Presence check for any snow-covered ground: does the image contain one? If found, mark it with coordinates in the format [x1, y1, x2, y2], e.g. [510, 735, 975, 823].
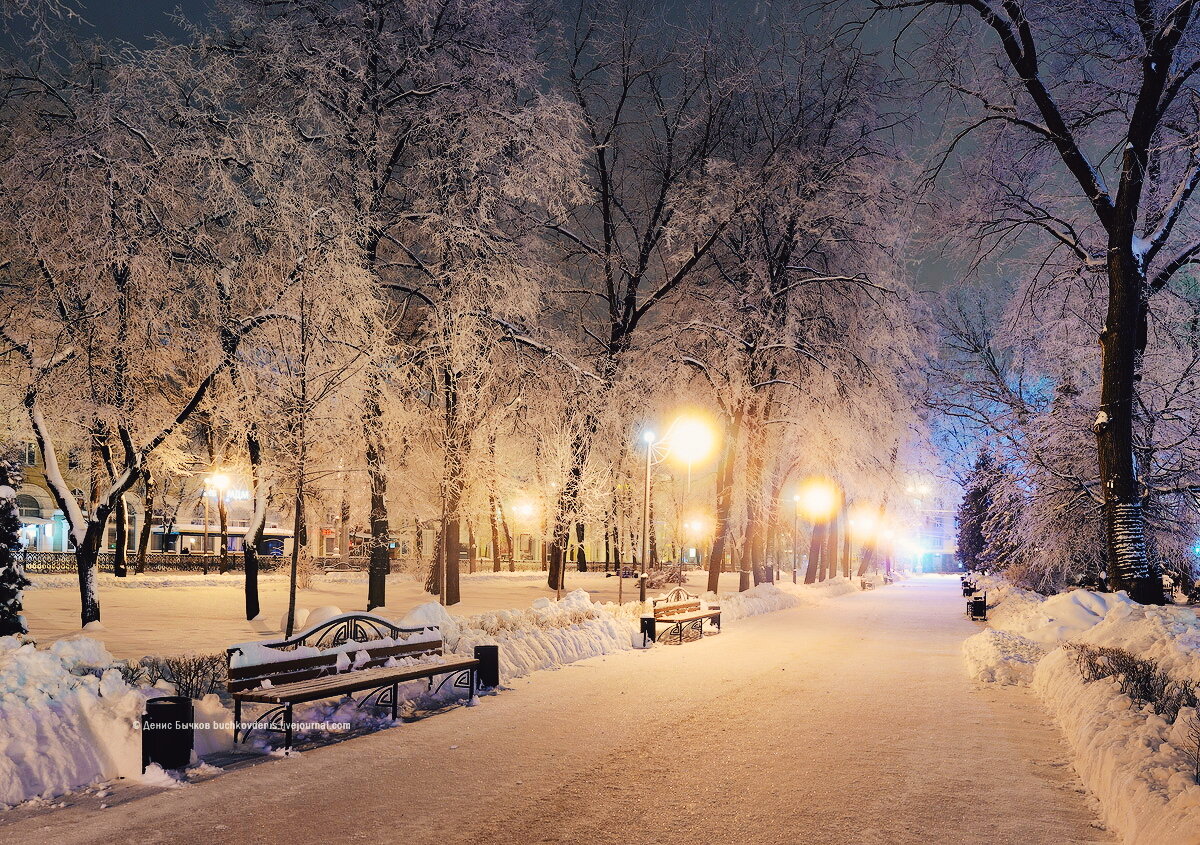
[1, 570, 853, 810]
[0, 576, 1106, 845]
[964, 575, 1200, 844]
[23, 569, 764, 659]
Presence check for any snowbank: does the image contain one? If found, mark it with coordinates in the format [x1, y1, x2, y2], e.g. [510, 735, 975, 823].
[1034, 649, 1200, 844]
[972, 575, 1200, 843]
[962, 629, 1045, 685]
[401, 589, 636, 682]
[0, 635, 238, 808]
[0, 637, 144, 807]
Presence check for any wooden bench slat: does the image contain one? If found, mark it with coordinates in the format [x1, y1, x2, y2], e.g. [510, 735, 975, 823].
[657, 610, 720, 623]
[234, 658, 481, 705]
[228, 641, 444, 691]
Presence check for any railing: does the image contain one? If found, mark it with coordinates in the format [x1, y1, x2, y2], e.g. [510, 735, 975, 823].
[20, 550, 284, 574]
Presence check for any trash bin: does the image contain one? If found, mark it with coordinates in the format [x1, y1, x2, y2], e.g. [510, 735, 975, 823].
[473, 645, 500, 689]
[639, 615, 656, 647]
[142, 695, 194, 772]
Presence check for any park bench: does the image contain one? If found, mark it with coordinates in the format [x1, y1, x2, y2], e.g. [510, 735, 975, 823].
[967, 593, 988, 621]
[882, 574, 895, 585]
[226, 612, 486, 750]
[860, 579, 875, 590]
[961, 577, 978, 596]
[641, 588, 721, 645]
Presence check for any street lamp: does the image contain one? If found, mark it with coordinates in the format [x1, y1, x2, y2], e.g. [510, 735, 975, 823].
[795, 478, 842, 582]
[792, 494, 801, 582]
[207, 472, 230, 566]
[635, 414, 718, 604]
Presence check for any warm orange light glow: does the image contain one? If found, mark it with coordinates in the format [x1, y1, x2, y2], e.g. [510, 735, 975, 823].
[512, 501, 536, 520]
[847, 505, 878, 540]
[796, 478, 841, 523]
[664, 413, 718, 465]
[208, 472, 230, 492]
[684, 516, 709, 536]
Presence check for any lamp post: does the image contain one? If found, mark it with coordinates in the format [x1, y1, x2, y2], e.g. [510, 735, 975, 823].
[637, 430, 655, 603]
[209, 473, 230, 572]
[792, 494, 800, 583]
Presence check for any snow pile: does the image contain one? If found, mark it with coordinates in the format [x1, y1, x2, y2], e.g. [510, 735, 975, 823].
[962, 629, 1046, 686]
[0, 636, 145, 807]
[976, 575, 1200, 843]
[1034, 649, 1200, 843]
[401, 589, 635, 681]
[0, 635, 237, 807]
[714, 583, 801, 620]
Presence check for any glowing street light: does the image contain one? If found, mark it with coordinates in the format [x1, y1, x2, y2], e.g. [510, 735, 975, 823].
[797, 478, 840, 523]
[634, 413, 720, 603]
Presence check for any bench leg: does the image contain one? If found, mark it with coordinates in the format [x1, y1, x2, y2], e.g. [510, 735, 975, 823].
[390, 683, 399, 721]
[234, 699, 242, 743]
[284, 703, 293, 751]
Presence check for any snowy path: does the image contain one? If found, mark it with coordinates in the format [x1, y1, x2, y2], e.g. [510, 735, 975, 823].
[0, 576, 1109, 844]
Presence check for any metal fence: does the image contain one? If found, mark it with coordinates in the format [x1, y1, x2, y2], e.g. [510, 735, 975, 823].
[19, 550, 285, 574]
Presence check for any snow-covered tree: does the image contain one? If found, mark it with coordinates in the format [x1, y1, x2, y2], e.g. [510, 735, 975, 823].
[868, 0, 1200, 603]
[956, 451, 998, 573]
[0, 458, 29, 636]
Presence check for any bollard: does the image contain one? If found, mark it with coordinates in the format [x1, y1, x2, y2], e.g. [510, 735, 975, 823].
[638, 573, 647, 603]
[473, 644, 500, 688]
[142, 695, 194, 772]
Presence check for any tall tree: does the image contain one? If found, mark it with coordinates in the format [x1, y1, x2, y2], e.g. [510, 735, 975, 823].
[869, 0, 1200, 602]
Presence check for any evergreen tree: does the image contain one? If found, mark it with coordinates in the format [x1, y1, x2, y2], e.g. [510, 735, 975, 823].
[956, 450, 997, 572]
[0, 460, 30, 636]
[979, 475, 1024, 572]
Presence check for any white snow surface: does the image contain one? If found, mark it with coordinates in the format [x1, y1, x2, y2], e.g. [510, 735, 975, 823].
[972, 573, 1200, 843]
[0, 637, 145, 807]
[962, 628, 1046, 685]
[3, 573, 838, 807]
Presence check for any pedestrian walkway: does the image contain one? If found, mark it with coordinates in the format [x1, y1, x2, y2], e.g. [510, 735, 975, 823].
[0, 576, 1109, 845]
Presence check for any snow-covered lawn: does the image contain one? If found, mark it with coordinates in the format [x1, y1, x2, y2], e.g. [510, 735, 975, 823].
[2, 570, 860, 810]
[964, 575, 1200, 844]
[22, 569, 755, 660]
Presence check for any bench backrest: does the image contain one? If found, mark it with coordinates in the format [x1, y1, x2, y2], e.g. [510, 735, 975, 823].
[227, 612, 443, 693]
[653, 599, 701, 619]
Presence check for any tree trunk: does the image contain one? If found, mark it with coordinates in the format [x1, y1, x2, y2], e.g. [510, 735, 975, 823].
[823, 514, 839, 582]
[1097, 248, 1162, 603]
[488, 493, 503, 573]
[575, 522, 587, 572]
[243, 428, 266, 620]
[285, 480, 304, 638]
[438, 368, 466, 606]
[136, 471, 154, 575]
[805, 520, 825, 584]
[217, 493, 230, 574]
[841, 512, 851, 578]
[366, 438, 390, 610]
[708, 409, 742, 593]
[75, 512, 109, 626]
[113, 496, 128, 578]
[547, 422, 592, 590]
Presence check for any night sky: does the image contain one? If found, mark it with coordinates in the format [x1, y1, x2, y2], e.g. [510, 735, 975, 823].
[81, 0, 213, 44]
